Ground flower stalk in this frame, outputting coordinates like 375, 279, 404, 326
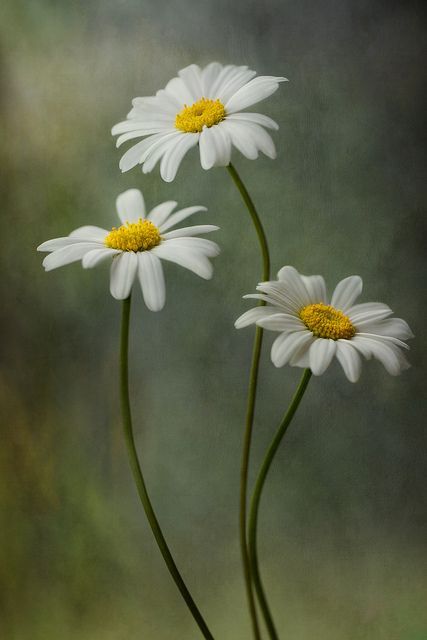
120, 295, 215, 640
248, 368, 312, 639
227, 162, 270, 640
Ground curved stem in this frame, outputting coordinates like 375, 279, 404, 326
248, 368, 312, 640
227, 163, 270, 280
227, 162, 271, 640
120, 296, 215, 640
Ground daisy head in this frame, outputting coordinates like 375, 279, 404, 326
37, 189, 220, 311
235, 266, 413, 382
112, 62, 287, 182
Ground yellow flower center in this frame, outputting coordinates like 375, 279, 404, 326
299, 303, 356, 340
104, 219, 161, 252
175, 98, 226, 133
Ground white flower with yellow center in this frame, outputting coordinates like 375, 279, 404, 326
112, 62, 287, 181
235, 266, 413, 382
37, 189, 220, 311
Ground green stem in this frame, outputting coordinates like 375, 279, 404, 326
227, 164, 270, 280
120, 296, 215, 640
248, 368, 312, 640
227, 162, 271, 640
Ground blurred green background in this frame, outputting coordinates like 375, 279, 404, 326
1, 1, 426, 638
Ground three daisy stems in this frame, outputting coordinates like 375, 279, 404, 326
120, 295, 215, 640
248, 368, 312, 640
227, 162, 270, 640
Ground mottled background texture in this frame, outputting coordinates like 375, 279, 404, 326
1, 1, 426, 638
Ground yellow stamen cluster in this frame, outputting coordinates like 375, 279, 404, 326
175, 98, 226, 133
105, 219, 161, 252
299, 303, 356, 340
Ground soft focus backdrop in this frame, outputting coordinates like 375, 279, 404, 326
1, 1, 426, 638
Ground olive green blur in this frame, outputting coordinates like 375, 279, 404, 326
1, 1, 426, 638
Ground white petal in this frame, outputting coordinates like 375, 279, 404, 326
276, 266, 311, 306
137, 252, 166, 311
300, 274, 327, 304
234, 306, 279, 329
257, 313, 306, 333
38, 236, 100, 252
257, 281, 302, 312
112, 119, 155, 135
147, 201, 178, 227
109, 252, 138, 300
208, 64, 235, 99
161, 224, 219, 239
142, 133, 186, 175
82, 248, 120, 268
289, 346, 311, 368
243, 293, 285, 307
178, 64, 203, 101
115, 125, 172, 149
330, 276, 362, 311
201, 62, 223, 97
356, 317, 413, 341
271, 331, 314, 368
351, 335, 410, 376
226, 112, 279, 130
225, 76, 287, 113
199, 125, 231, 169
126, 104, 174, 120
216, 67, 257, 103
116, 189, 146, 224
356, 333, 409, 350
160, 237, 220, 257
309, 338, 336, 376
119, 132, 177, 171
132, 94, 177, 115
42, 243, 101, 271
226, 121, 276, 159
220, 120, 258, 160
289, 332, 315, 366
68, 226, 109, 242
159, 206, 207, 232
160, 133, 199, 182
115, 127, 170, 149
335, 341, 362, 382
164, 76, 194, 106
119, 139, 154, 172
347, 302, 393, 325
151, 243, 213, 279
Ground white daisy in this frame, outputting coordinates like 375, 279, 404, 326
112, 62, 287, 181
37, 189, 220, 311
235, 266, 413, 382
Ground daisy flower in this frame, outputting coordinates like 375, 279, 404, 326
37, 189, 220, 311
235, 266, 413, 382
112, 62, 287, 181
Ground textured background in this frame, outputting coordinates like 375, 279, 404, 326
1, 1, 426, 638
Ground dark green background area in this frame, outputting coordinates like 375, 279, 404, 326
1, 1, 426, 638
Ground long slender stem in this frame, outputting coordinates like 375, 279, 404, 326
227, 162, 271, 640
227, 164, 270, 279
120, 296, 215, 640
248, 368, 312, 639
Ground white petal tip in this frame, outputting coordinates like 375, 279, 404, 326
147, 303, 165, 312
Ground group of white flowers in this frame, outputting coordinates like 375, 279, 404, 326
38, 62, 412, 381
